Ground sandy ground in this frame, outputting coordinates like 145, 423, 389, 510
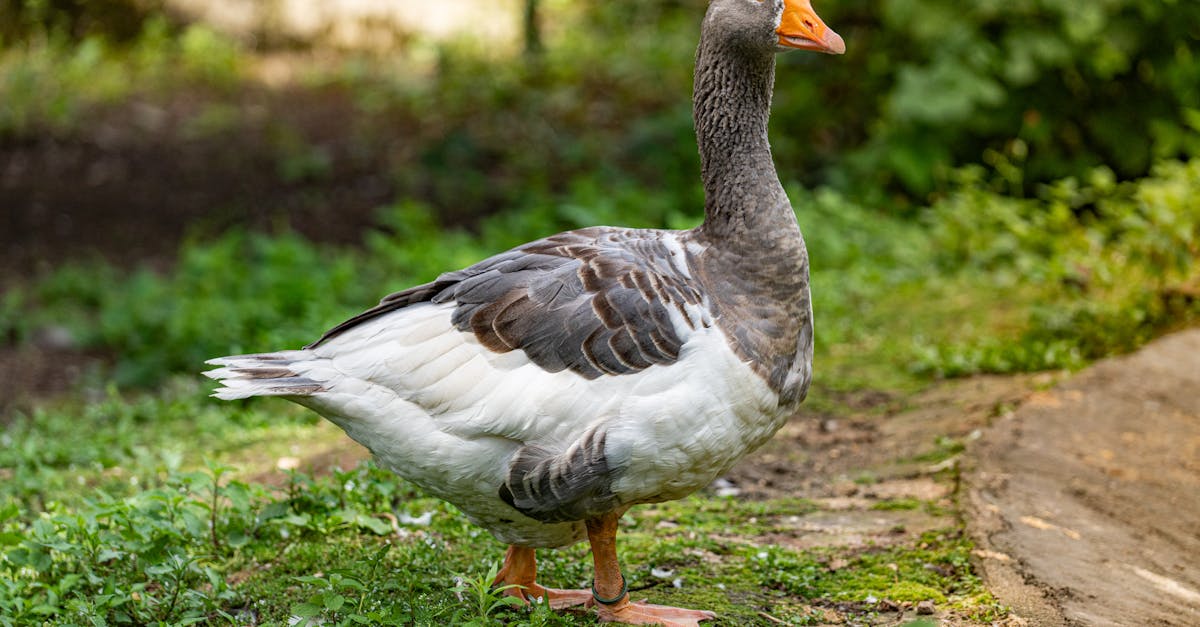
967, 328, 1200, 626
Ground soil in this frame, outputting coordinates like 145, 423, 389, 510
723, 376, 1038, 501
1, 89, 398, 284
0, 345, 103, 420
967, 329, 1200, 627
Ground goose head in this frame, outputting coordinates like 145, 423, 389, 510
705, 0, 845, 56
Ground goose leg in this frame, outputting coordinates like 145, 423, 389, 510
586, 513, 716, 626
492, 545, 593, 609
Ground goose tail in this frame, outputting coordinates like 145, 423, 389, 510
203, 350, 326, 400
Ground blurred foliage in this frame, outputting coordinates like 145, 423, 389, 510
385, 0, 1200, 203
3, 158, 1197, 389
815, 0, 1200, 200
3, 179, 710, 387
2, 0, 1196, 206
915, 159, 1200, 376
0, 0, 164, 43
0, 16, 243, 135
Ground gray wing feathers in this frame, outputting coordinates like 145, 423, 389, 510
310, 228, 706, 379
498, 427, 620, 523
447, 229, 700, 377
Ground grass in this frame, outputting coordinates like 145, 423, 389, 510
0, 379, 998, 625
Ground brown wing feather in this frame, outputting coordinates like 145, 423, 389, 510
308, 227, 706, 379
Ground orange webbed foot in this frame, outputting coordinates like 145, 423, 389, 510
596, 598, 717, 626
583, 513, 716, 625
498, 582, 593, 610
492, 545, 592, 610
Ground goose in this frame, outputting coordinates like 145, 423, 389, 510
206, 1, 844, 624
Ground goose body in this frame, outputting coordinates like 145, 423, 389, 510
207, 2, 843, 623
210, 228, 803, 548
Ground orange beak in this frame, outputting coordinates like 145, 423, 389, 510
777, 0, 846, 55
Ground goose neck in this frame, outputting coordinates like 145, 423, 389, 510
692, 36, 791, 240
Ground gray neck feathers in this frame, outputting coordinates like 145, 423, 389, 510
692, 27, 794, 241
686, 19, 813, 406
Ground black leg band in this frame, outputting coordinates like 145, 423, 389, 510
591, 572, 628, 605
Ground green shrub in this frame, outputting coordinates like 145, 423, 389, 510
10, 159, 1196, 388
5, 0, 1195, 208
451, 0, 1200, 202
915, 158, 1200, 377
0, 0, 161, 43
0, 19, 243, 136
797, 0, 1200, 198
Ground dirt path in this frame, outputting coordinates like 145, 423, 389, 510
967, 328, 1200, 626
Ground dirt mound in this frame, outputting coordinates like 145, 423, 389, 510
968, 329, 1200, 626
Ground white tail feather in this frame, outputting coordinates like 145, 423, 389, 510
204, 350, 326, 400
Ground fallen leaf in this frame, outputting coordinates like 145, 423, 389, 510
1019, 515, 1081, 540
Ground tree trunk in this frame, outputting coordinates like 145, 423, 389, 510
523, 0, 542, 56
